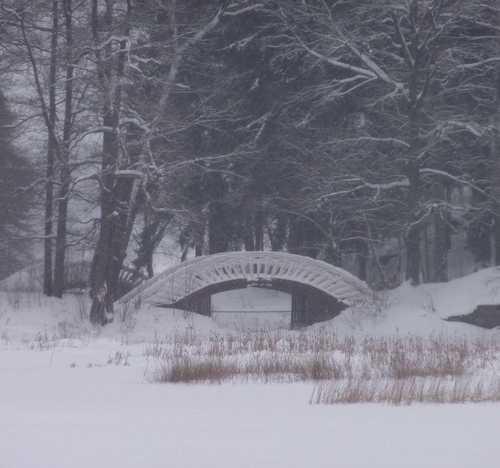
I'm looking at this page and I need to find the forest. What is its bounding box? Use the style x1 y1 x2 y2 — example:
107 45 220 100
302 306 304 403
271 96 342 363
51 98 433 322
0 0 499 324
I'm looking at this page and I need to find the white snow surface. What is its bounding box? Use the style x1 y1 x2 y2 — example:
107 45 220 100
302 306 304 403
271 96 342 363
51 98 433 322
2 362 499 468
319 267 500 338
1 268 500 467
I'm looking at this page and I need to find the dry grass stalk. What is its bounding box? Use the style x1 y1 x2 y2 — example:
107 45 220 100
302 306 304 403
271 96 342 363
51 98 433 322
311 377 500 405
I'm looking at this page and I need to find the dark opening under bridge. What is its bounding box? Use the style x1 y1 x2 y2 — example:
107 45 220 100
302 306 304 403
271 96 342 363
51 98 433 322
118 251 374 328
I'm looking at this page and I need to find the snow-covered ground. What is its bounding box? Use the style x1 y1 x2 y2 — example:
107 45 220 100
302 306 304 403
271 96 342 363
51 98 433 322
1 268 500 467
325 266 500 338
2 360 499 468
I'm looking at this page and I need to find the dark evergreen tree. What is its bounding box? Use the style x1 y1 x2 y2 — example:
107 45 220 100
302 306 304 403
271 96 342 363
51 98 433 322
0 92 35 279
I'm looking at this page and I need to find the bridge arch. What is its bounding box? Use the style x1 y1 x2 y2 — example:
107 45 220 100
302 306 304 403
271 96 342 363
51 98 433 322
118 252 374 328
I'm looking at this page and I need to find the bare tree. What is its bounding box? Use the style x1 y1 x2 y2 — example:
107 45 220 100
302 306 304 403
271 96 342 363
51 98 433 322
2 0 97 296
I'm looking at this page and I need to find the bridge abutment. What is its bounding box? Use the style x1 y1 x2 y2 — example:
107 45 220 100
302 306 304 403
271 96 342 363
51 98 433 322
290 285 345 328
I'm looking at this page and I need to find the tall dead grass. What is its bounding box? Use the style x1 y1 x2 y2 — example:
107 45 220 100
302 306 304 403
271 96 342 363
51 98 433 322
153 352 343 384
147 330 500 404
311 376 500 405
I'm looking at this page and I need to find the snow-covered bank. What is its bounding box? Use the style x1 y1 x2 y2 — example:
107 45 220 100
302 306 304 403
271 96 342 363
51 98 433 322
1 357 499 468
386 266 500 320
321 267 500 338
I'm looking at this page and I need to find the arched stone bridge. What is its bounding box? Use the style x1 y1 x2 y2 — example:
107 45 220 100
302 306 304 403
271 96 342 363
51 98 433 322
118 251 374 328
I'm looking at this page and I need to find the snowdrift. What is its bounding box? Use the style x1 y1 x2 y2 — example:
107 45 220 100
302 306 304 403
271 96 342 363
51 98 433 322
324 267 500 337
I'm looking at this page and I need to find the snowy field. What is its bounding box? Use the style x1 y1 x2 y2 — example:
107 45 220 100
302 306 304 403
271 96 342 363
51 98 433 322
2 361 500 468
2 269 500 467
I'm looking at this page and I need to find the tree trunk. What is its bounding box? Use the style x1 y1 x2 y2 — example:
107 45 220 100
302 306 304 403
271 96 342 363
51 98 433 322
208 200 229 254
358 240 368 282
43 159 54 296
53 178 70 297
43 0 59 297
89 0 136 325
405 160 421 285
207 172 229 254
54 0 74 298
288 215 321 259
268 213 287 251
194 220 205 256
133 211 171 279
89 104 120 325
254 198 264 251
493 41 500 264
404 35 422 285
432 212 450 282
429 185 450 282
243 212 255 251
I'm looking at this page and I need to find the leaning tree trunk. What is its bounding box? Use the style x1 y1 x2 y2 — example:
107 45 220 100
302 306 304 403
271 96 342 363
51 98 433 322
132 211 171 280
89 170 142 323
